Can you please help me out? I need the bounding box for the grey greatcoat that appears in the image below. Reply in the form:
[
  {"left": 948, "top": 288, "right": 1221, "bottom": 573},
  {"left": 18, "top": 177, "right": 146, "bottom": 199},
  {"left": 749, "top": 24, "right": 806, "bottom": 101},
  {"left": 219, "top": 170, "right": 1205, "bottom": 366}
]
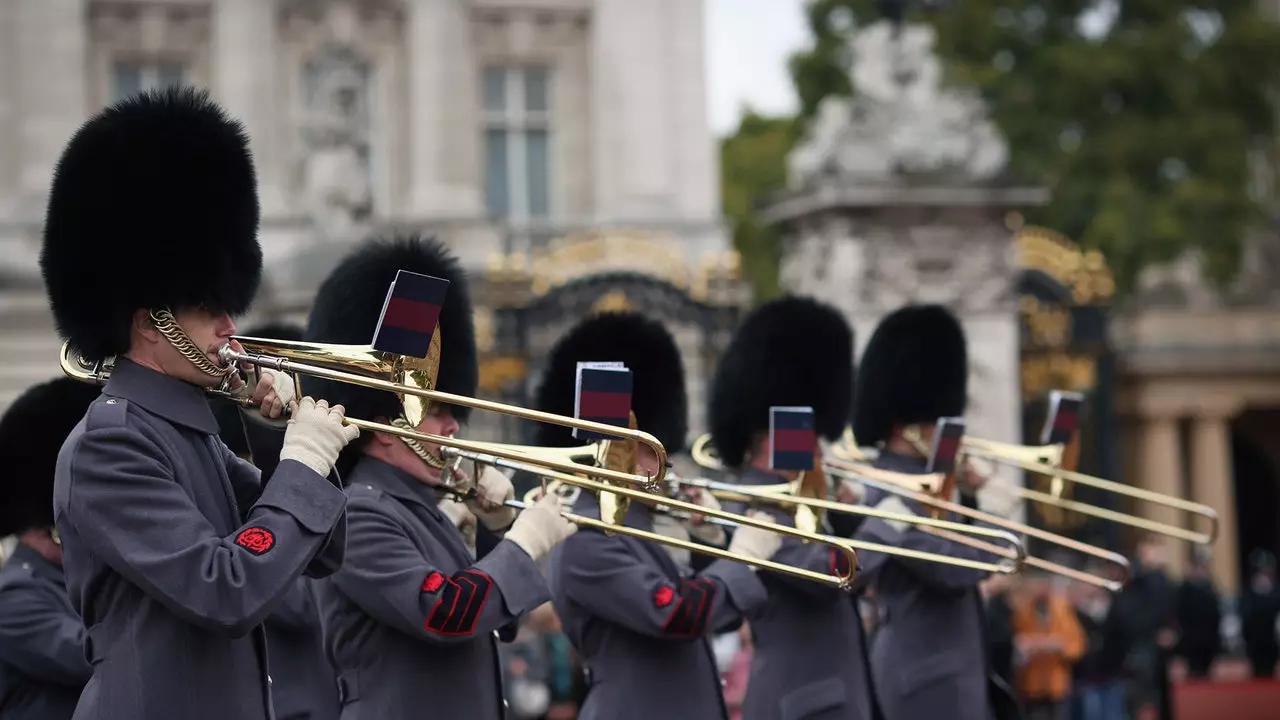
[
  {"left": 266, "top": 579, "right": 340, "bottom": 720},
  {"left": 851, "top": 451, "right": 998, "bottom": 720},
  {"left": 726, "top": 468, "right": 876, "bottom": 720},
  {"left": 316, "top": 456, "right": 550, "bottom": 720},
  {"left": 53, "top": 359, "right": 349, "bottom": 720},
  {"left": 548, "top": 491, "right": 767, "bottom": 720},
  {"left": 0, "top": 543, "right": 91, "bottom": 719}
]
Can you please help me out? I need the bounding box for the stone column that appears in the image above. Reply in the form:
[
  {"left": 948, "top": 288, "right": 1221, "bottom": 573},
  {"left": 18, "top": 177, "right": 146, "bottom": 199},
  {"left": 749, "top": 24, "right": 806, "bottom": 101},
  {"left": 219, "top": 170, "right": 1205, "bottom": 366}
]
[
  {"left": 1190, "top": 406, "right": 1240, "bottom": 594},
  {"left": 1139, "top": 415, "right": 1187, "bottom": 579},
  {"left": 15, "top": 0, "right": 88, "bottom": 217},
  {"left": 406, "top": 0, "right": 477, "bottom": 217},
  {"left": 213, "top": 0, "right": 283, "bottom": 216}
]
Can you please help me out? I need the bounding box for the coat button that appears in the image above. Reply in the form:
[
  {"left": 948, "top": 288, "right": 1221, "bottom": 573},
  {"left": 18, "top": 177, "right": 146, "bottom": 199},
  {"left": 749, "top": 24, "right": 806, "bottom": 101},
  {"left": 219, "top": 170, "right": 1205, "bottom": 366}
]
[
  {"left": 493, "top": 631, "right": 500, "bottom": 639},
  {"left": 268, "top": 675, "right": 273, "bottom": 686}
]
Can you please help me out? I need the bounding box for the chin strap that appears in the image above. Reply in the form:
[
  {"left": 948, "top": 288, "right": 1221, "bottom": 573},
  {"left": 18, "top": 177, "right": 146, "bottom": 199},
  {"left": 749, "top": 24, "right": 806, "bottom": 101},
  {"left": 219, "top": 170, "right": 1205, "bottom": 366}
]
[
  {"left": 392, "top": 416, "right": 448, "bottom": 470},
  {"left": 150, "top": 308, "right": 233, "bottom": 380}
]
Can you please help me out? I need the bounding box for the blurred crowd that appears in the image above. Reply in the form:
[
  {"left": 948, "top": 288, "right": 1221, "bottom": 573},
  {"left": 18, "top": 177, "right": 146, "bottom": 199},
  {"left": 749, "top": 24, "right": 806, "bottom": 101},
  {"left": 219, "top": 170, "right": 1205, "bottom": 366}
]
[{"left": 496, "top": 535, "right": 1280, "bottom": 720}]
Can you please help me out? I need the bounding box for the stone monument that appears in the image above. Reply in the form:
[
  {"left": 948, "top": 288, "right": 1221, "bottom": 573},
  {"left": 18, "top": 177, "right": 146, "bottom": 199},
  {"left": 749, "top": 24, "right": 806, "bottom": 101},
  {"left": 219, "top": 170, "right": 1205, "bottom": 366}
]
[{"left": 765, "top": 18, "right": 1049, "bottom": 517}]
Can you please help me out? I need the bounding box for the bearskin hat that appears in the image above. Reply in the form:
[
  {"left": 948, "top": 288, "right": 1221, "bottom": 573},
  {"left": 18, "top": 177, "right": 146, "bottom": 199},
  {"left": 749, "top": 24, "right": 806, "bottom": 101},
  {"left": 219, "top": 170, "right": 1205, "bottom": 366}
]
[
  {"left": 305, "top": 234, "right": 477, "bottom": 427},
  {"left": 852, "top": 304, "right": 967, "bottom": 448},
  {"left": 708, "top": 296, "right": 854, "bottom": 470},
  {"left": 40, "top": 87, "right": 262, "bottom": 364},
  {"left": 532, "top": 312, "right": 688, "bottom": 453},
  {"left": 241, "top": 321, "right": 305, "bottom": 342},
  {"left": 0, "top": 378, "right": 102, "bottom": 536}
]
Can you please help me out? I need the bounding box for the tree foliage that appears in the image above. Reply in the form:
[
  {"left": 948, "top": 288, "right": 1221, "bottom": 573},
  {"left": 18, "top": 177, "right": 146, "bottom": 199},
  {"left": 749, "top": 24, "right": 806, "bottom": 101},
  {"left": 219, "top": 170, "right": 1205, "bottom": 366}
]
[
  {"left": 783, "top": 0, "right": 1280, "bottom": 291},
  {"left": 719, "top": 111, "right": 800, "bottom": 301}
]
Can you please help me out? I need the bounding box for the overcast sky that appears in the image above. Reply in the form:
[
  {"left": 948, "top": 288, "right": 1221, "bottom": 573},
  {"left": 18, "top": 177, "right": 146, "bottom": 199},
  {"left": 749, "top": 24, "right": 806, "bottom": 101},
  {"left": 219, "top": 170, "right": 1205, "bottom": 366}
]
[{"left": 705, "top": 0, "right": 809, "bottom": 137}]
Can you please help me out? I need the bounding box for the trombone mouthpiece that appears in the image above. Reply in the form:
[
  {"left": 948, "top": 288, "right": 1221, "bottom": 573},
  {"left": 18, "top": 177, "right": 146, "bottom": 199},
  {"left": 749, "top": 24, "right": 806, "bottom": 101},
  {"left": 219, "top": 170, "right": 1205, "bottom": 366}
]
[{"left": 217, "top": 345, "right": 239, "bottom": 365}]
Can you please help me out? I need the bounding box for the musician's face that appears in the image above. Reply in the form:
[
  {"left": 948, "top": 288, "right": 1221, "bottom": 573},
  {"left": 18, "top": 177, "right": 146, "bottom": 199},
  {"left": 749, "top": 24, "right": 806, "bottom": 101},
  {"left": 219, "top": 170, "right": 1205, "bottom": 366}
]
[
  {"left": 132, "top": 306, "right": 238, "bottom": 387},
  {"left": 413, "top": 404, "right": 460, "bottom": 483}
]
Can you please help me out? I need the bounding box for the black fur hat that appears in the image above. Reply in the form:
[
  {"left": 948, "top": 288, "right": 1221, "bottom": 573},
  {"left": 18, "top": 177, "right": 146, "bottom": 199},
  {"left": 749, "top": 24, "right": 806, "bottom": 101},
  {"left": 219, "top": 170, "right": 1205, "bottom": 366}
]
[
  {"left": 0, "top": 378, "right": 102, "bottom": 536},
  {"left": 241, "top": 321, "right": 304, "bottom": 342},
  {"left": 852, "top": 304, "right": 967, "bottom": 447},
  {"left": 40, "top": 87, "right": 262, "bottom": 364},
  {"left": 305, "top": 234, "right": 477, "bottom": 426},
  {"left": 532, "top": 312, "right": 688, "bottom": 453},
  {"left": 708, "top": 296, "right": 854, "bottom": 469}
]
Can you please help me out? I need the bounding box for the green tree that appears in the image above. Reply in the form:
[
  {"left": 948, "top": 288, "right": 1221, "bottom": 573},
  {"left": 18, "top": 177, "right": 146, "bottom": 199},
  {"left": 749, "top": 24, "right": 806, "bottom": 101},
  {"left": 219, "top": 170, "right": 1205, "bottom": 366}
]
[
  {"left": 787, "top": 0, "right": 1280, "bottom": 291},
  {"left": 720, "top": 110, "right": 800, "bottom": 301}
]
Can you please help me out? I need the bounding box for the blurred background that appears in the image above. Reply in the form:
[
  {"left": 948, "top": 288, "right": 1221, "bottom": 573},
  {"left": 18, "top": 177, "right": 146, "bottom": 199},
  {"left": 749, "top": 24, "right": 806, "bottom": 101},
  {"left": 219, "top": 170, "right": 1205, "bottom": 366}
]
[{"left": 2, "top": 0, "right": 1280, "bottom": 717}]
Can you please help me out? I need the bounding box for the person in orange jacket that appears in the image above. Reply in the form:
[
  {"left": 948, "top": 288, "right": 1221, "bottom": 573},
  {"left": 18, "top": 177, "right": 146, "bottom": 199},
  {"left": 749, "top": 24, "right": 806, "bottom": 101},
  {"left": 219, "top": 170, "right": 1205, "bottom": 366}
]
[{"left": 1011, "top": 571, "right": 1087, "bottom": 720}]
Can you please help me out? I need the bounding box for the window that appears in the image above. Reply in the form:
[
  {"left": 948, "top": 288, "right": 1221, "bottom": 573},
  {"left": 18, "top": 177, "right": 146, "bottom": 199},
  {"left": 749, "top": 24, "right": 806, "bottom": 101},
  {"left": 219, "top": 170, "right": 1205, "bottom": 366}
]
[
  {"left": 482, "top": 67, "right": 552, "bottom": 221},
  {"left": 111, "top": 60, "right": 187, "bottom": 103}
]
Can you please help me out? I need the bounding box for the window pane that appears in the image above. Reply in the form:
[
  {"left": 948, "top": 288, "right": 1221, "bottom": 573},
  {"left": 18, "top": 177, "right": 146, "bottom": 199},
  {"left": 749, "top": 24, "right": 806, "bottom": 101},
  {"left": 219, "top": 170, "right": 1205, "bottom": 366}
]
[
  {"left": 526, "top": 129, "right": 550, "bottom": 218},
  {"left": 157, "top": 62, "right": 185, "bottom": 89},
  {"left": 523, "top": 68, "right": 548, "bottom": 113},
  {"left": 485, "top": 129, "right": 510, "bottom": 218},
  {"left": 112, "top": 62, "right": 143, "bottom": 102},
  {"left": 483, "top": 68, "right": 506, "bottom": 112}
]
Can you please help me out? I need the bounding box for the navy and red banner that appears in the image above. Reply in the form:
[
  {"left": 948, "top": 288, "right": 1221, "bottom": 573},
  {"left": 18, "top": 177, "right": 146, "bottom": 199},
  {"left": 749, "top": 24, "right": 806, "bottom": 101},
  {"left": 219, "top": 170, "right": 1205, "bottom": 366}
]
[
  {"left": 372, "top": 270, "right": 449, "bottom": 359},
  {"left": 769, "top": 406, "right": 815, "bottom": 471},
  {"left": 573, "top": 363, "right": 633, "bottom": 441},
  {"left": 1041, "top": 390, "right": 1084, "bottom": 446},
  {"left": 926, "top": 417, "right": 966, "bottom": 474}
]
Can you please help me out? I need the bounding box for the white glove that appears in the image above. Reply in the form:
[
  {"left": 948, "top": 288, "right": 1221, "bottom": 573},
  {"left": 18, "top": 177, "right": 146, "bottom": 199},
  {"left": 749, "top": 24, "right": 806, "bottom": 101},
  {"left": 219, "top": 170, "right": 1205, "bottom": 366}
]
[
  {"left": 727, "top": 510, "right": 782, "bottom": 562},
  {"left": 278, "top": 397, "right": 360, "bottom": 477},
  {"left": 505, "top": 492, "right": 577, "bottom": 561},
  {"left": 685, "top": 489, "right": 727, "bottom": 547},
  {"left": 262, "top": 369, "right": 296, "bottom": 407},
  {"left": 439, "top": 497, "right": 478, "bottom": 555},
  {"left": 834, "top": 479, "right": 864, "bottom": 506},
  {"left": 652, "top": 512, "right": 693, "bottom": 569},
  {"left": 466, "top": 465, "right": 519, "bottom": 531}
]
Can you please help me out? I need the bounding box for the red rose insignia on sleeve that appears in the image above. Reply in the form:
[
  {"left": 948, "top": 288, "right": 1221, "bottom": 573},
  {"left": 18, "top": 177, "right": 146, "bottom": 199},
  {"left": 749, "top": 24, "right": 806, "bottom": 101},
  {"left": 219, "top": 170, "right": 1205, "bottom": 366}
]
[{"left": 235, "top": 527, "right": 276, "bottom": 555}]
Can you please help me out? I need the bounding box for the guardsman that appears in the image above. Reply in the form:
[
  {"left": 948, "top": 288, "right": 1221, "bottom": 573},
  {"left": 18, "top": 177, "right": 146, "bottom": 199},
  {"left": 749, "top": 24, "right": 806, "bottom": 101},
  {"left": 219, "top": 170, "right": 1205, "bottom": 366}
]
[
  {"left": 0, "top": 378, "right": 100, "bottom": 719},
  {"left": 541, "top": 311, "right": 781, "bottom": 720},
  {"left": 707, "top": 296, "right": 876, "bottom": 720},
  {"left": 213, "top": 321, "right": 343, "bottom": 720},
  {"left": 306, "top": 234, "right": 576, "bottom": 720},
  {"left": 849, "top": 304, "right": 1012, "bottom": 720},
  {"left": 42, "top": 87, "right": 358, "bottom": 720}
]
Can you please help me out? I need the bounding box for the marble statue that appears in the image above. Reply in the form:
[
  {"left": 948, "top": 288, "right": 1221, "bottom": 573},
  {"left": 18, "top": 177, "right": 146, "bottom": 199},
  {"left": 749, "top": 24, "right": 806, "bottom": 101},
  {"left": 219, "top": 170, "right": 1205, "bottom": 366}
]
[
  {"left": 300, "top": 43, "right": 373, "bottom": 237},
  {"left": 788, "top": 20, "right": 1009, "bottom": 189}
]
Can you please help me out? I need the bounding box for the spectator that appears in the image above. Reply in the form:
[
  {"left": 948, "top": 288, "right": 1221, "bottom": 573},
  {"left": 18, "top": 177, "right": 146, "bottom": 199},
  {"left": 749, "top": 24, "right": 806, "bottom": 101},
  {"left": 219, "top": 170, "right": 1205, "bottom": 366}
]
[
  {"left": 1069, "top": 572, "right": 1129, "bottom": 720},
  {"left": 722, "top": 622, "right": 754, "bottom": 720},
  {"left": 1175, "top": 548, "right": 1222, "bottom": 679},
  {"left": 1240, "top": 549, "right": 1280, "bottom": 679},
  {"left": 1011, "top": 571, "right": 1086, "bottom": 720},
  {"left": 1115, "top": 536, "right": 1177, "bottom": 719}
]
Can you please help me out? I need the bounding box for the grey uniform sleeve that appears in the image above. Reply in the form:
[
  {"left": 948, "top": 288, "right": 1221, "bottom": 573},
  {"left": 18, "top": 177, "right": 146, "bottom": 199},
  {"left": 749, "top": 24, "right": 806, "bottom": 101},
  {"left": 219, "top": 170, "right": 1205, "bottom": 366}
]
[
  {"left": 268, "top": 578, "right": 321, "bottom": 632},
  {"left": 217, "top": 440, "right": 347, "bottom": 579},
  {"left": 0, "top": 577, "right": 91, "bottom": 686},
  {"left": 853, "top": 491, "right": 992, "bottom": 591},
  {"left": 746, "top": 504, "right": 856, "bottom": 600},
  {"left": 555, "top": 530, "right": 767, "bottom": 640},
  {"left": 330, "top": 490, "right": 549, "bottom": 645},
  {"left": 63, "top": 414, "right": 347, "bottom": 638}
]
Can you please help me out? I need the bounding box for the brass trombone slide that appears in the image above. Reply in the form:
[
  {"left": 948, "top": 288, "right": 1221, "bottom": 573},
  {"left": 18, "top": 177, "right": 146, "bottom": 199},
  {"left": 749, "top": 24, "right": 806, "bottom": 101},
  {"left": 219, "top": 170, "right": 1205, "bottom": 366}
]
[
  {"left": 823, "top": 455, "right": 1131, "bottom": 591},
  {"left": 438, "top": 446, "right": 861, "bottom": 590},
  {"left": 955, "top": 435, "right": 1218, "bottom": 545},
  {"left": 677, "top": 475, "right": 1027, "bottom": 575},
  {"left": 57, "top": 341, "right": 669, "bottom": 493}
]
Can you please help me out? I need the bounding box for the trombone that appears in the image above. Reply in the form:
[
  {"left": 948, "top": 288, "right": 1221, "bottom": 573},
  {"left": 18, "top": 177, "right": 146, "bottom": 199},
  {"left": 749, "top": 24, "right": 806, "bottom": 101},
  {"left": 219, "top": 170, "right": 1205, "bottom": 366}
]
[
  {"left": 60, "top": 338, "right": 669, "bottom": 493},
  {"left": 58, "top": 340, "right": 854, "bottom": 590},
  {"left": 693, "top": 433, "right": 1131, "bottom": 591}
]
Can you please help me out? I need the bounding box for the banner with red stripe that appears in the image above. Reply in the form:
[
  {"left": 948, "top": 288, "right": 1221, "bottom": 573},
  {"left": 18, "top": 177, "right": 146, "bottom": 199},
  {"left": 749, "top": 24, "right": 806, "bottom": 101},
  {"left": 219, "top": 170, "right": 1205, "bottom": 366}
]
[
  {"left": 769, "top": 406, "right": 815, "bottom": 471},
  {"left": 372, "top": 269, "right": 449, "bottom": 358}
]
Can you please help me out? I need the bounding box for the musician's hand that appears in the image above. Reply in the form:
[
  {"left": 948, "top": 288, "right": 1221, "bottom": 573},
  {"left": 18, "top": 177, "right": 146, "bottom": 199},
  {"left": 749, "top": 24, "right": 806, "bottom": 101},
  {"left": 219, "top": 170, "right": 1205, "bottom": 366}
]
[
  {"left": 467, "top": 465, "right": 519, "bottom": 531},
  {"left": 439, "top": 496, "right": 478, "bottom": 553},
  {"left": 835, "top": 479, "right": 863, "bottom": 505},
  {"left": 958, "top": 459, "right": 989, "bottom": 493},
  {"left": 684, "top": 489, "right": 727, "bottom": 546},
  {"left": 728, "top": 510, "right": 782, "bottom": 563},
  {"left": 249, "top": 369, "right": 296, "bottom": 420},
  {"left": 505, "top": 492, "right": 577, "bottom": 561},
  {"left": 279, "top": 397, "right": 360, "bottom": 477}
]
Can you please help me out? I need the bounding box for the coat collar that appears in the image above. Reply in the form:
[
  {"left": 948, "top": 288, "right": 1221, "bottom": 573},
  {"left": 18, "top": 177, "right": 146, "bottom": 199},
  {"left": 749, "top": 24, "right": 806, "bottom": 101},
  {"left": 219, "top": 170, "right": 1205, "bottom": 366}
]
[
  {"left": 103, "top": 357, "right": 219, "bottom": 435},
  {"left": 738, "top": 465, "right": 791, "bottom": 487},
  {"left": 5, "top": 542, "right": 65, "bottom": 585},
  {"left": 352, "top": 455, "right": 445, "bottom": 510}
]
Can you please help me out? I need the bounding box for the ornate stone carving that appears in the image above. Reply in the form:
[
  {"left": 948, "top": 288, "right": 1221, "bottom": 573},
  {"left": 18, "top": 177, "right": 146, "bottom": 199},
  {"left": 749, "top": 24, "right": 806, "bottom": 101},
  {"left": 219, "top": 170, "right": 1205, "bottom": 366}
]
[
  {"left": 852, "top": 226, "right": 1017, "bottom": 314},
  {"left": 299, "top": 39, "right": 373, "bottom": 237},
  {"left": 787, "top": 20, "right": 1008, "bottom": 189}
]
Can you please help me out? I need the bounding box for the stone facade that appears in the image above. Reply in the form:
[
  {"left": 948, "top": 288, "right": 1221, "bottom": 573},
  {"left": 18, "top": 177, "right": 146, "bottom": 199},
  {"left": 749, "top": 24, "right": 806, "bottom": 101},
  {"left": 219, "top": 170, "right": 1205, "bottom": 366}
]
[{"left": 0, "top": 0, "right": 734, "bottom": 437}]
